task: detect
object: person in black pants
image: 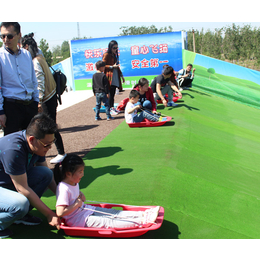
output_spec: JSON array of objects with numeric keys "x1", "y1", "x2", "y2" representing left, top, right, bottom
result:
[
  {"x1": 42, "y1": 94, "x2": 65, "y2": 162},
  {"x1": 102, "y1": 40, "x2": 125, "y2": 114},
  {"x1": 0, "y1": 22, "x2": 39, "y2": 135},
  {"x1": 21, "y1": 33, "x2": 66, "y2": 164}
]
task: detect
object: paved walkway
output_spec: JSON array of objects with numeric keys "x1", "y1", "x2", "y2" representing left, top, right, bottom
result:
[
  {"x1": 57, "y1": 90, "x2": 94, "y2": 112},
  {"x1": 0, "y1": 90, "x2": 94, "y2": 138},
  {"x1": 0, "y1": 89, "x2": 129, "y2": 169}
]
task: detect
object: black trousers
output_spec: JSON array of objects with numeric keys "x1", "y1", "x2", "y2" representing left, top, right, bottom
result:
[
  {"x1": 179, "y1": 78, "x2": 193, "y2": 88},
  {"x1": 3, "y1": 99, "x2": 38, "y2": 136},
  {"x1": 42, "y1": 94, "x2": 65, "y2": 155},
  {"x1": 109, "y1": 85, "x2": 117, "y2": 108}
]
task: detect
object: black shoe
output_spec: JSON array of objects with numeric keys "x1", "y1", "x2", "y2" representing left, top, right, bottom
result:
[
  {"x1": 14, "y1": 214, "x2": 42, "y2": 226},
  {"x1": 0, "y1": 228, "x2": 13, "y2": 238}
]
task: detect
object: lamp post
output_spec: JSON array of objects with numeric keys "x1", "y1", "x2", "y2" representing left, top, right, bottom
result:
[{"x1": 192, "y1": 29, "x2": 196, "y2": 53}]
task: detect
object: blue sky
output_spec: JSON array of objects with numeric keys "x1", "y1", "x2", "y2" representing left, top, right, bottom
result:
[
  {"x1": 17, "y1": 22, "x2": 260, "y2": 51},
  {"x1": 2, "y1": 1, "x2": 260, "y2": 50}
]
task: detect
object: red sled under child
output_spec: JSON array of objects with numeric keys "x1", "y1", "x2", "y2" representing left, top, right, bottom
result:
[
  {"x1": 127, "y1": 116, "x2": 172, "y2": 128},
  {"x1": 60, "y1": 203, "x2": 164, "y2": 238}
]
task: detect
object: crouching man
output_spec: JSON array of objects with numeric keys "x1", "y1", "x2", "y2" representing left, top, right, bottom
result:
[{"x1": 0, "y1": 113, "x2": 61, "y2": 238}]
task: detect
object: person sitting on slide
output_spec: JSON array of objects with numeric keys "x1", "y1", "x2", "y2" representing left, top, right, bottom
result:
[
  {"x1": 133, "y1": 78, "x2": 158, "y2": 114},
  {"x1": 177, "y1": 63, "x2": 196, "y2": 90},
  {"x1": 55, "y1": 154, "x2": 160, "y2": 229},
  {"x1": 125, "y1": 90, "x2": 161, "y2": 124},
  {"x1": 151, "y1": 66, "x2": 182, "y2": 107}
]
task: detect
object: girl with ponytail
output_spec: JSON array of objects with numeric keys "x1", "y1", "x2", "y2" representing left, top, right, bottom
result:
[
  {"x1": 133, "y1": 78, "x2": 158, "y2": 114},
  {"x1": 55, "y1": 153, "x2": 160, "y2": 229}
]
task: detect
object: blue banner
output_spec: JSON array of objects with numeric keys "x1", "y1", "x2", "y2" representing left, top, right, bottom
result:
[{"x1": 70, "y1": 32, "x2": 184, "y2": 81}]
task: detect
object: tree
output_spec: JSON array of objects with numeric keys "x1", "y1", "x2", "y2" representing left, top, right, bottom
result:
[
  {"x1": 201, "y1": 29, "x2": 214, "y2": 57},
  {"x1": 222, "y1": 24, "x2": 241, "y2": 62},
  {"x1": 207, "y1": 68, "x2": 215, "y2": 79},
  {"x1": 72, "y1": 36, "x2": 92, "y2": 40},
  {"x1": 240, "y1": 24, "x2": 253, "y2": 61},
  {"x1": 252, "y1": 27, "x2": 260, "y2": 65},
  {"x1": 212, "y1": 28, "x2": 223, "y2": 60},
  {"x1": 119, "y1": 25, "x2": 173, "y2": 36},
  {"x1": 51, "y1": 40, "x2": 71, "y2": 65},
  {"x1": 52, "y1": 45, "x2": 62, "y2": 65},
  {"x1": 38, "y1": 38, "x2": 52, "y2": 65},
  {"x1": 186, "y1": 24, "x2": 260, "y2": 70},
  {"x1": 61, "y1": 41, "x2": 70, "y2": 59}
]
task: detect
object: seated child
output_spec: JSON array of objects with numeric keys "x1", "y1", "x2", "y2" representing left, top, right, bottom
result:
[
  {"x1": 125, "y1": 89, "x2": 161, "y2": 124},
  {"x1": 54, "y1": 154, "x2": 160, "y2": 229}
]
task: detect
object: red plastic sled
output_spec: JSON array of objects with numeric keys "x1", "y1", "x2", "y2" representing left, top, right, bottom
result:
[
  {"x1": 128, "y1": 116, "x2": 172, "y2": 128},
  {"x1": 60, "y1": 203, "x2": 164, "y2": 238}
]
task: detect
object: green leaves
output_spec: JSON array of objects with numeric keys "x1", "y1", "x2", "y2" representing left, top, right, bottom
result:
[
  {"x1": 207, "y1": 68, "x2": 215, "y2": 80},
  {"x1": 187, "y1": 23, "x2": 260, "y2": 70},
  {"x1": 39, "y1": 38, "x2": 52, "y2": 65},
  {"x1": 119, "y1": 25, "x2": 173, "y2": 36}
]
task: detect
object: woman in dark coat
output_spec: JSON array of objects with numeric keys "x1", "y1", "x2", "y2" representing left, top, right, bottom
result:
[{"x1": 102, "y1": 40, "x2": 125, "y2": 111}]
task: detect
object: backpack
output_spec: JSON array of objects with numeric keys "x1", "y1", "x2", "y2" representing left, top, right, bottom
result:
[
  {"x1": 48, "y1": 63, "x2": 67, "y2": 105},
  {"x1": 116, "y1": 97, "x2": 129, "y2": 111},
  {"x1": 52, "y1": 69, "x2": 67, "y2": 105}
]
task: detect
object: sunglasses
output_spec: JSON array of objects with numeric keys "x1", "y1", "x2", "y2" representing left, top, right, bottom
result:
[
  {"x1": 0, "y1": 33, "x2": 17, "y2": 40},
  {"x1": 37, "y1": 138, "x2": 57, "y2": 148},
  {"x1": 112, "y1": 47, "x2": 118, "y2": 50}
]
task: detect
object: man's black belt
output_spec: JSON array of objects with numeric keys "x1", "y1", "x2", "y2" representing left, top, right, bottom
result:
[{"x1": 4, "y1": 97, "x2": 34, "y2": 105}]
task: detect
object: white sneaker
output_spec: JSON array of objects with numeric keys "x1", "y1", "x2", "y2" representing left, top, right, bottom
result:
[
  {"x1": 149, "y1": 206, "x2": 160, "y2": 223},
  {"x1": 143, "y1": 206, "x2": 160, "y2": 225},
  {"x1": 50, "y1": 154, "x2": 67, "y2": 164},
  {"x1": 110, "y1": 108, "x2": 118, "y2": 115}
]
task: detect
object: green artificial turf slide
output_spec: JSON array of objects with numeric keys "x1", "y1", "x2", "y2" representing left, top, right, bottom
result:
[
  {"x1": 80, "y1": 88, "x2": 260, "y2": 239},
  {"x1": 10, "y1": 87, "x2": 260, "y2": 239}
]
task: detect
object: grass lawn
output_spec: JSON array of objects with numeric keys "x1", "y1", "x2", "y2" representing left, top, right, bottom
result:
[{"x1": 9, "y1": 86, "x2": 260, "y2": 239}]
